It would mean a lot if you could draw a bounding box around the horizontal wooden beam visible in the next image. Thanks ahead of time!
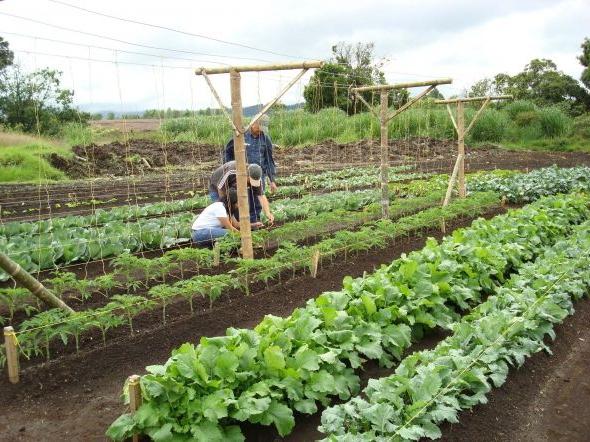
[435,94,513,104]
[351,78,452,93]
[195,61,323,75]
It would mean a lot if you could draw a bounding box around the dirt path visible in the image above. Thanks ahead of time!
[440,297,590,442]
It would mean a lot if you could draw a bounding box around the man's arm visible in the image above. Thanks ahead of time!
[257,194,274,225]
[224,138,235,163]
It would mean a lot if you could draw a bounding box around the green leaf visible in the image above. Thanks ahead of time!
[293,346,320,371]
[147,423,173,441]
[361,293,377,315]
[214,351,239,379]
[105,413,135,441]
[256,400,295,436]
[294,398,318,414]
[310,370,336,393]
[191,421,226,441]
[264,345,286,370]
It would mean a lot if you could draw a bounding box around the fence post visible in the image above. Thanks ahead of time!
[4,326,19,384]
[311,250,321,278]
[128,374,142,442]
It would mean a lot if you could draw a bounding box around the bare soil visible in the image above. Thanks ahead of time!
[0,212,495,442]
[2,137,590,220]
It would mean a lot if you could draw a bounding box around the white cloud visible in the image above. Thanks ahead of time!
[0,0,587,110]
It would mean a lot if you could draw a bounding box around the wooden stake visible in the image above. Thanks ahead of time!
[128,374,142,442]
[4,326,19,384]
[229,70,254,259]
[457,100,466,198]
[311,250,320,278]
[440,218,446,235]
[380,90,389,219]
[353,78,452,92]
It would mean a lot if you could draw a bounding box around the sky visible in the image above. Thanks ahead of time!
[0,0,588,113]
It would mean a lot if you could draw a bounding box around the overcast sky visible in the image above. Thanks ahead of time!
[0,0,588,112]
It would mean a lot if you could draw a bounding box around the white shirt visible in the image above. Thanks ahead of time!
[192,202,228,230]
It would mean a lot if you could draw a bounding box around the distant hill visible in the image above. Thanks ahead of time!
[82,103,304,119]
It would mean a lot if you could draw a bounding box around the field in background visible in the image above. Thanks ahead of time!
[1,100,589,184]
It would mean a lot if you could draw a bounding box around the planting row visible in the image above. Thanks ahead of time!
[0,170,439,281]
[105,193,590,441]
[0,188,450,326]
[319,219,590,440]
[468,165,590,202]
[1,192,499,369]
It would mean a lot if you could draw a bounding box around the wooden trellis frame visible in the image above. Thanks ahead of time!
[195,61,323,259]
[351,78,452,218]
[435,95,512,206]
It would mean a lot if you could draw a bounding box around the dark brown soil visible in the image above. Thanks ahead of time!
[0,212,492,442]
[2,137,589,220]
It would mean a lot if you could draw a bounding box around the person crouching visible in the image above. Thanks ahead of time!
[191,188,239,247]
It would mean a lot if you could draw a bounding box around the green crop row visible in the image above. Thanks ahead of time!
[319,219,590,441]
[0,171,444,282]
[1,192,498,371]
[105,193,590,441]
[468,165,590,203]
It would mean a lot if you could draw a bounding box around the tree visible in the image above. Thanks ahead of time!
[0,66,89,134]
[0,36,14,73]
[470,58,590,115]
[304,42,408,114]
[579,37,590,90]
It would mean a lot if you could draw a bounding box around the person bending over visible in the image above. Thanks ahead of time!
[191,188,239,247]
[208,161,274,227]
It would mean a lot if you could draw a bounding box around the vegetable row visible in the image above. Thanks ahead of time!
[105,192,590,441]
[1,192,498,371]
[319,218,590,440]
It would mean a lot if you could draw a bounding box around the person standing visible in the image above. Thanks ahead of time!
[224,116,277,222]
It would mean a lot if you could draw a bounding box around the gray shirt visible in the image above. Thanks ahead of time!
[209,161,262,197]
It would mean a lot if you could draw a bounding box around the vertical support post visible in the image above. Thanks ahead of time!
[4,326,19,384]
[213,242,221,266]
[379,90,389,219]
[128,374,142,442]
[311,249,320,278]
[456,101,466,198]
[229,70,254,259]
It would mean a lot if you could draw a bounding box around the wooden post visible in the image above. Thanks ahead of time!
[229,70,254,259]
[311,250,320,278]
[380,90,389,219]
[128,374,142,442]
[442,153,464,207]
[0,252,74,314]
[457,100,466,198]
[4,326,19,384]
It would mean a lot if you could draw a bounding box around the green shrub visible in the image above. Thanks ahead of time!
[513,110,540,127]
[504,100,537,118]
[538,107,571,138]
[572,114,590,139]
[468,109,509,142]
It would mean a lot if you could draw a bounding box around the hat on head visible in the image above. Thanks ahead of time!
[247,163,262,187]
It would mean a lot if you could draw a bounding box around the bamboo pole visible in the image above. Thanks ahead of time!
[352,78,452,92]
[195,61,323,75]
[200,71,239,135]
[4,326,19,384]
[464,97,491,136]
[127,375,142,442]
[380,90,389,219]
[386,85,435,122]
[230,70,254,259]
[352,91,380,119]
[0,252,74,313]
[434,94,512,104]
[446,104,458,132]
[442,153,464,206]
[457,101,466,198]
